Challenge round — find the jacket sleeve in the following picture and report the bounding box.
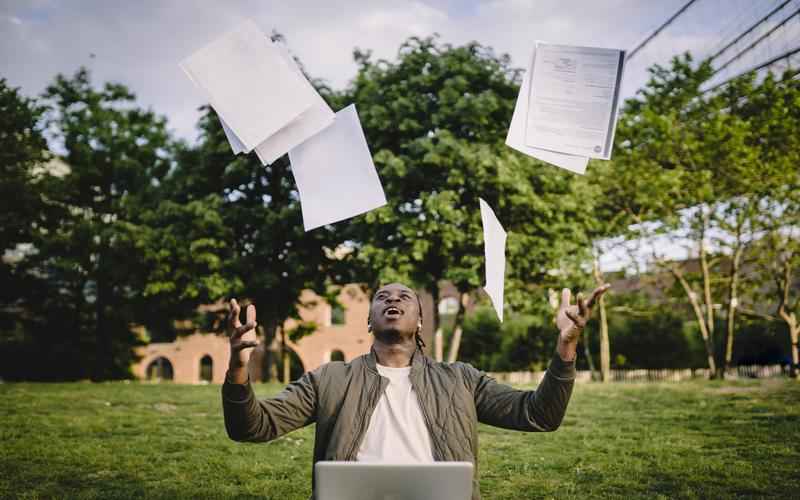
[221,366,321,442]
[468,352,576,432]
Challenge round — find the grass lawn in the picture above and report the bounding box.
[1,378,798,499]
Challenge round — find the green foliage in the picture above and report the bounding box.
[0,79,49,257]
[341,37,597,348]
[604,309,707,369]
[460,305,557,372]
[173,102,343,341]
[0,79,49,339]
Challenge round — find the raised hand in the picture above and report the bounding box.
[556,284,610,360]
[227,298,259,371]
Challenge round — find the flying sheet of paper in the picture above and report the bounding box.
[253,43,334,165]
[505,48,589,175]
[479,198,507,323]
[288,104,387,231]
[220,117,246,155]
[179,20,316,152]
[524,42,625,160]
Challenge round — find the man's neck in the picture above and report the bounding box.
[372,336,416,368]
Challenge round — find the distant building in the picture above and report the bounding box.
[131,284,439,384]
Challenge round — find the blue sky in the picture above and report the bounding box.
[1,0,704,143]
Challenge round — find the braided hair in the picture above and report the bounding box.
[414,294,426,351]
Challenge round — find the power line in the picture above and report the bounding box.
[627,0,699,61]
[709,0,793,61]
[713,7,800,75]
[705,44,800,93]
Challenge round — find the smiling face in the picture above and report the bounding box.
[368,283,421,339]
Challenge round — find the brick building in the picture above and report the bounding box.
[131,284,439,384]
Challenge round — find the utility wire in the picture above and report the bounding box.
[713,7,800,75]
[710,0,794,61]
[627,0,699,61]
[705,44,800,92]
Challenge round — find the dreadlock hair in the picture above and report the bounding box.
[414,294,426,351]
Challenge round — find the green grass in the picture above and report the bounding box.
[1,379,798,499]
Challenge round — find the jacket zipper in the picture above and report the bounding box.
[413,378,443,461]
[345,376,383,460]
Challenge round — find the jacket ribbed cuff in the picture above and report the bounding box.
[547,352,577,381]
[222,372,254,403]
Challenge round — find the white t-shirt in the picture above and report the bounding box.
[356,364,435,463]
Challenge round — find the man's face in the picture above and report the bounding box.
[369,283,421,338]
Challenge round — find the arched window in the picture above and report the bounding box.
[199,355,213,382]
[329,349,345,362]
[146,357,174,381]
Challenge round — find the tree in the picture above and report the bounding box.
[11,68,181,380]
[341,36,597,361]
[174,98,343,382]
[0,79,50,378]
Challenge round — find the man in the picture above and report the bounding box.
[222,282,609,499]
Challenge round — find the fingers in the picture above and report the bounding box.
[229,298,242,329]
[565,308,583,328]
[559,288,571,311]
[246,304,256,325]
[236,341,259,350]
[586,283,611,309]
[577,292,587,317]
[233,321,257,339]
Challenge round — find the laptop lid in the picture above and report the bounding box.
[315,461,474,500]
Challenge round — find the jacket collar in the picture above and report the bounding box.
[366,344,428,378]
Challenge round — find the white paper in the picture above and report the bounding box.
[524,42,625,160]
[288,104,387,231]
[180,20,316,152]
[506,48,589,175]
[220,117,246,155]
[479,198,507,322]
[253,43,335,165]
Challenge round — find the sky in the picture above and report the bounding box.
[1,0,713,144]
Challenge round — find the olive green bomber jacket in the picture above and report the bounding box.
[221,348,576,499]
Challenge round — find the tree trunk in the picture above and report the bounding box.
[582,327,598,381]
[446,293,469,363]
[260,323,277,382]
[93,248,111,381]
[724,244,744,375]
[593,258,610,382]
[671,265,717,376]
[447,326,463,364]
[789,324,799,381]
[776,259,799,380]
[698,210,719,378]
[279,326,291,384]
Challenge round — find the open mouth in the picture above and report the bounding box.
[383,306,403,318]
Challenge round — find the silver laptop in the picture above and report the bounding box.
[315,461,474,500]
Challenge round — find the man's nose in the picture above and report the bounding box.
[386,295,401,303]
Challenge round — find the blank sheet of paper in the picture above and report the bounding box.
[288,104,387,231]
[506,49,589,175]
[479,198,507,322]
[253,43,334,165]
[180,20,316,152]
